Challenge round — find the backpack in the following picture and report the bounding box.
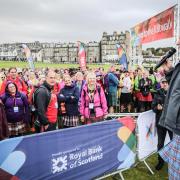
[103,73,109,92]
[33,85,51,111]
[32,85,51,133]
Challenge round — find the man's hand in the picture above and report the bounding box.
[157,104,163,110]
[0,99,3,104]
[161,60,173,73]
[44,124,49,130]
[80,116,85,123]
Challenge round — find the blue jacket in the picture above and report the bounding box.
[58,84,80,116]
[108,73,119,93]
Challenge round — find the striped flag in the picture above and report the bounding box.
[22,44,35,70]
[116,44,128,70]
[78,42,86,70]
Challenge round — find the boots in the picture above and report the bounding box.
[155,155,164,170]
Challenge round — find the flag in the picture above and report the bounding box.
[78,42,86,70]
[22,44,35,70]
[116,44,128,70]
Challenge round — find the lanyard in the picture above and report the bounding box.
[88,89,94,103]
[13,97,17,107]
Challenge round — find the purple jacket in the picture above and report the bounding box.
[0,92,30,123]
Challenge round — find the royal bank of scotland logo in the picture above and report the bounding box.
[52,155,68,174]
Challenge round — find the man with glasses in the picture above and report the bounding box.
[34,70,58,132]
[0,67,28,96]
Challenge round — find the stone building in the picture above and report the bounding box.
[86,41,100,63]
[54,43,68,63]
[68,43,78,63]
[100,31,130,63]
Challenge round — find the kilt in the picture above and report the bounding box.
[8,121,26,136]
[108,92,117,106]
[159,134,180,180]
[62,115,79,127]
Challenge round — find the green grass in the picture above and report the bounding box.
[0,61,113,70]
[103,154,168,180]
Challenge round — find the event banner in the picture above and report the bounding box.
[137,110,170,160]
[0,118,136,180]
[78,42,86,71]
[131,6,175,46]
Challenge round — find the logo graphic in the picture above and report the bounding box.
[146,123,153,139]
[52,156,67,174]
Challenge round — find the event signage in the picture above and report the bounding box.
[131,6,175,46]
[0,118,136,180]
[137,110,170,160]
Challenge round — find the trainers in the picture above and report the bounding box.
[155,161,164,170]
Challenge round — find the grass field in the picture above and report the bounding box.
[0,60,113,70]
[104,154,168,180]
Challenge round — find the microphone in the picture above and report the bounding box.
[154,48,176,70]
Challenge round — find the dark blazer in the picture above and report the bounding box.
[159,62,180,135]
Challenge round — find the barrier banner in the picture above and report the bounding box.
[0,117,136,180]
[137,110,170,160]
[131,6,175,46]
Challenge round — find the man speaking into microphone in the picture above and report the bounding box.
[156,47,180,179]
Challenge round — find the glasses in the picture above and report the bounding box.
[162,81,168,84]
[8,85,15,88]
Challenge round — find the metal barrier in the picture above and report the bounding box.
[96,112,155,180]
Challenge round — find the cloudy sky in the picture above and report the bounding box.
[0,0,177,46]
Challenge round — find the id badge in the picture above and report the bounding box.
[55,102,58,109]
[31,105,36,112]
[14,106,19,113]
[89,103,94,109]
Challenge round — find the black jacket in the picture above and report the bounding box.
[58,84,80,116]
[152,88,167,126]
[139,77,152,96]
[34,81,52,125]
[159,62,180,135]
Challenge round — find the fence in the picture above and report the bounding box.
[0,111,169,180]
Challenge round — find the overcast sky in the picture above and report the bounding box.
[0,0,177,46]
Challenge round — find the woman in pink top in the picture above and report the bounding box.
[80,72,108,124]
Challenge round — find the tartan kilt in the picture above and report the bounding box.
[8,121,26,136]
[159,134,180,180]
[62,115,79,127]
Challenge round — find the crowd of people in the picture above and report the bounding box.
[0,64,173,171]
[0,65,170,135]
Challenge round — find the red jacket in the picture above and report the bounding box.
[0,77,28,96]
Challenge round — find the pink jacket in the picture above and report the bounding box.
[80,84,108,118]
